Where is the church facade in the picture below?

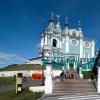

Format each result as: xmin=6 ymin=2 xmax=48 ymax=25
xmin=40 ymin=14 xmax=95 ymax=72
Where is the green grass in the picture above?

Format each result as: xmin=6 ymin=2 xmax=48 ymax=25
xmin=0 ymin=77 xmax=15 ymax=87
xmin=0 ymin=88 xmax=43 ymax=100
xmin=0 ymin=64 xmax=46 ymax=71
xmin=0 ymin=64 xmax=61 ymax=71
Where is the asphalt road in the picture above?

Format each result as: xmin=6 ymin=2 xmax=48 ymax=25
xmin=0 ymin=78 xmax=42 ymax=93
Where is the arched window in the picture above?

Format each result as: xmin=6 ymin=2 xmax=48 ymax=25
xmin=72 ymin=31 xmax=76 ymax=36
xmin=52 ymin=39 xmax=57 ymax=47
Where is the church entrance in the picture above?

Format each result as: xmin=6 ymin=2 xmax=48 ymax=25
xmin=67 ymin=63 xmax=78 ymax=79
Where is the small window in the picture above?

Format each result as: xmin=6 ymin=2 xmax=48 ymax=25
xmin=84 ymin=52 xmax=89 ymax=58
xmin=72 ymin=31 xmax=76 ymax=36
xmin=53 ymin=39 xmax=57 ymax=47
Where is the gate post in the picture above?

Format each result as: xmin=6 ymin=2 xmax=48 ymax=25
xmin=79 ymin=67 xmax=83 ymax=79
xmin=44 ymin=64 xmax=52 ymax=94
xmin=97 ymin=67 xmax=100 ymax=93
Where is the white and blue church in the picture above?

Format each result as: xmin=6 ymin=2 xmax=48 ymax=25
xmin=40 ymin=14 xmax=95 ymax=73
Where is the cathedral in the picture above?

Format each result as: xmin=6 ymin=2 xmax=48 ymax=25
xmin=40 ymin=14 xmax=95 ymax=73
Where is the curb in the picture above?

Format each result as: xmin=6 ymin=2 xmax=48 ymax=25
xmin=37 ymin=94 xmax=46 ymax=100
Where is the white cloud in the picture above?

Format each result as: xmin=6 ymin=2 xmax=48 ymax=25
xmin=0 ymin=52 xmax=18 ymax=59
xmin=35 ymin=43 xmax=40 ymax=48
xmin=0 ymin=61 xmax=7 ymax=65
xmin=0 ymin=52 xmax=26 ymax=67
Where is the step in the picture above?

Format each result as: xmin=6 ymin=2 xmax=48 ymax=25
xmin=54 ymin=87 xmax=96 ymax=90
xmin=59 ymin=79 xmax=91 ymax=82
xmin=53 ymin=79 xmax=97 ymax=95
xmin=54 ymin=84 xmax=94 ymax=87
xmin=56 ymin=81 xmax=93 ymax=84
xmin=54 ymin=88 xmax=96 ymax=91
xmin=50 ymin=93 xmax=98 ymax=97
xmin=53 ymin=90 xmax=97 ymax=93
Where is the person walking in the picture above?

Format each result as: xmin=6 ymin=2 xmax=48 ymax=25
xmin=60 ymin=71 xmax=64 ymax=82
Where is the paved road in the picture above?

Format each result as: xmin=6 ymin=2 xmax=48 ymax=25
xmin=0 ymin=78 xmax=42 ymax=93
xmin=43 ymin=94 xmax=100 ymax=100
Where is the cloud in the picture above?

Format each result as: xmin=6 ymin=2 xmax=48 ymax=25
xmin=0 ymin=61 xmax=7 ymax=65
xmin=0 ymin=52 xmax=18 ymax=59
xmin=0 ymin=52 xmax=26 ymax=67
xmin=35 ymin=43 xmax=40 ymax=48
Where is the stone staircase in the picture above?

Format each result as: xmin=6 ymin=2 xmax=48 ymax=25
xmin=53 ymin=79 xmax=97 ymax=95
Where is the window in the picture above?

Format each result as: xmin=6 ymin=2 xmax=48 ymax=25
xmin=70 ymin=39 xmax=78 ymax=46
xmin=72 ymin=31 xmax=76 ymax=36
xmin=84 ymin=41 xmax=91 ymax=48
xmin=84 ymin=52 xmax=89 ymax=58
xmin=53 ymin=39 xmax=57 ymax=47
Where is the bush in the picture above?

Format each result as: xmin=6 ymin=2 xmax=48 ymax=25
xmin=83 ymin=71 xmax=97 ymax=79
xmin=82 ymin=71 xmax=92 ymax=79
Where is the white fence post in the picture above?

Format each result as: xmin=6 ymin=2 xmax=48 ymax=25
xmin=44 ymin=64 xmax=52 ymax=94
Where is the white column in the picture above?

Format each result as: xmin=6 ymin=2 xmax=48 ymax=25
xmin=45 ymin=35 xmax=47 ymax=46
xmin=92 ymin=41 xmax=95 ymax=58
xmin=65 ymin=36 xmax=69 ymax=53
xmin=44 ymin=64 xmax=52 ymax=94
xmin=74 ymin=62 xmax=76 ymax=69
xmin=80 ymin=38 xmax=83 ymax=58
xmin=57 ymin=39 xmax=59 ymax=48
xmin=41 ymin=37 xmax=44 ymax=48
xmin=59 ymin=39 xmax=61 ymax=48
xmin=67 ymin=61 xmax=69 ymax=69
xmin=79 ymin=67 xmax=83 ymax=79
xmin=97 ymin=67 xmax=100 ymax=93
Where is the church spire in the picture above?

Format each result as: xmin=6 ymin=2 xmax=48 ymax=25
xmin=78 ymin=20 xmax=82 ymax=31
xmin=78 ymin=20 xmax=83 ymax=37
xmin=49 ymin=13 xmax=54 ymax=28
xmin=56 ymin=15 xmax=60 ymax=24
xmin=55 ymin=15 xmax=61 ymax=33
xmin=49 ymin=13 xmax=54 ymax=23
xmin=65 ymin=17 xmax=69 ymax=28
xmin=55 ymin=15 xmax=61 ymax=28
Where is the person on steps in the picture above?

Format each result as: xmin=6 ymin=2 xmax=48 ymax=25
xmin=60 ymin=71 xmax=64 ymax=82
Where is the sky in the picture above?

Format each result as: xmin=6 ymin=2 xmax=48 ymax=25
xmin=0 ymin=0 xmax=100 ymax=67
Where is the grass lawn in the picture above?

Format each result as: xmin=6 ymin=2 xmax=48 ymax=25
xmin=0 ymin=77 xmax=15 ymax=87
xmin=0 ymin=88 xmax=43 ymax=100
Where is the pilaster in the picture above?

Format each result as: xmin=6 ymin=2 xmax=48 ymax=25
xmin=65 ymin=36 xmax=69 ymax=53
xmin=80 ymin=38 xmax=83 ymax=58
xmin=91 ymin=41 xmax=95 ymax=58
